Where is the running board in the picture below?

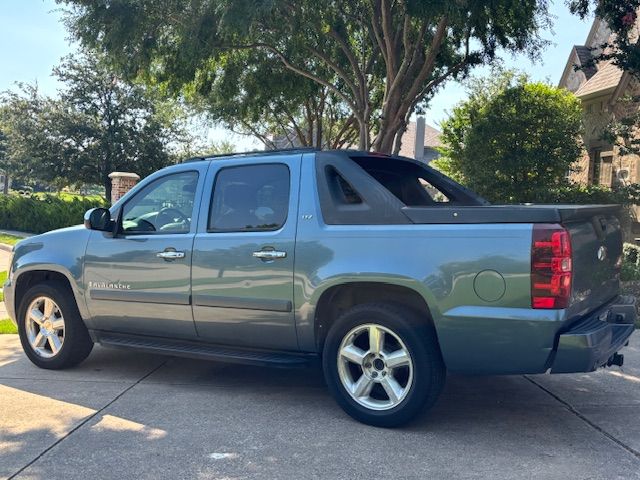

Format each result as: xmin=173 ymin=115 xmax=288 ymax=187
xmin=91 ymin=331 xmax=317 ymax=368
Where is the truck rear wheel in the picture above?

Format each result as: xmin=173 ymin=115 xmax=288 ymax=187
xmin=322 ymin=303 xmax=445 ymax=427
xmin=17 ymin=282 xmax=93 ymax=370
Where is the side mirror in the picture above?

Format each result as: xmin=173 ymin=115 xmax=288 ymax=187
xmin=84 ymin=208 xmax=114 ymax=233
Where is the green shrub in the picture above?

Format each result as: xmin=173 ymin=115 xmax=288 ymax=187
xmin=528 ymin=184 xmax=640 ymax=206
xmin=621 ymin=242 xmax=640 ymax=281
xmin=623 ymin=243 xmax=640 ymax=266
xmin=0 ymin=193 xmax=108 ymax=234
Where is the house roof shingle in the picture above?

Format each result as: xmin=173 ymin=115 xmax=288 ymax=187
xmin=574 ymin=61 xmax=624 ymax=98
xmin=398 ymin=121 xmax=441 ymax=158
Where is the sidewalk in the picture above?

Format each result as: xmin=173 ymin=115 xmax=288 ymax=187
xmin=0 ymin=229 xmax=32 ymax=238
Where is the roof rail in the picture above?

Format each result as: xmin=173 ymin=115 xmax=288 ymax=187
xmin=182 ymin=147 xmax=319 ymax=163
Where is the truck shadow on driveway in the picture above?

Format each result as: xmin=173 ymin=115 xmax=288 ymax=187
xmin=1 ymin=334 xmax=639 ymax=479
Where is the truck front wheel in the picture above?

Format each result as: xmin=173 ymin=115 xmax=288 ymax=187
xmin=17 ymin=282 xmax=93 ymax=370
xmin=322 ymin=303 xmax=445 ymax=427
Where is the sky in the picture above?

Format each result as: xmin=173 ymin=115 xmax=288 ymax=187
xmin=0 ymin=0 xmax=594 ymax=150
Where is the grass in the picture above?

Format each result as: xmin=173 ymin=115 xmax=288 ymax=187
xmin=0 ymin=233 xmax=22 ymax=246
xmin=0 ymin=271 xmax=6 ymax=302
xmin=0 ymin=319 xmax=17 ymax=334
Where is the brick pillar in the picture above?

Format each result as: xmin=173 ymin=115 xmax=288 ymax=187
xmin=108 ymin=172 xmax=140 ymax=204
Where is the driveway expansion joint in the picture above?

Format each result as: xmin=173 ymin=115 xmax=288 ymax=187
xmin=524 ymin=375 xmax=640 ymax=461
xmin=7 ymin=359 xmax=168 ymax=480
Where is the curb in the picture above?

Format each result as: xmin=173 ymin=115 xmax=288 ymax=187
xmin=0 ymin=243 xmax=12 ymax=253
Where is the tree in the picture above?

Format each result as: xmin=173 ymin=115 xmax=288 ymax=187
xmin=0 ymin=126 xmax=8 ymax=193
xmin=187 ymin=48 xmax=359 ymax=150
xmin=176 ymin=138 xmax=237 ymax=159
xmin=435 ymin=70 xmax=583 ymax=203
xmin=59 ymin=0 xmax=550 ymax=153
xmin=0 ymin=84 xmax=58 ymax=187
xmin=1 ymin=53 xmax=190 ymax=199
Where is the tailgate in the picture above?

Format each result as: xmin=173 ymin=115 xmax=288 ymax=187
xmin=563 ymin=208 xmax=622 ymax=317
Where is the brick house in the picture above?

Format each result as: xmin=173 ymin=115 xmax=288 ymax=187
xmin=559 ymin=17 xmax=640 ymax=187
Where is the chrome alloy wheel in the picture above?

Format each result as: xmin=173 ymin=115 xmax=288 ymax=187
xmin=24 ymin=296 xmax=65 ymax=358
xmin=337 ymin=323 xmax=414 ymax=411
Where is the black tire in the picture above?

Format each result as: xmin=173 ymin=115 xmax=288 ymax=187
xmin=17 ymin=281 xmax=93 ymax=369
xmin=322 ymin=303 xmax=445 ymax=427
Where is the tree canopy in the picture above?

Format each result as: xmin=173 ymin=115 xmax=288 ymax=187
xmin=189 ymin=48 xmax=357 ymax=149
xmin=434 ymin=70 xmax=584 ymax=203
xmin=58 ymin=0 xmax=551 ymax=153
xmin=1 ymin=52 xmax=191 ymax=199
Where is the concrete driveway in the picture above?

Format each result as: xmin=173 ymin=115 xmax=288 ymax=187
xmin=1 ymin=333 xmax=639 ymax=480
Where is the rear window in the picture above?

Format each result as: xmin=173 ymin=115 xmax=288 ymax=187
xmin=350 ymin=156 xmax=451 ymax=206
xmin=208 ymin=163 xmax=290 ymax=232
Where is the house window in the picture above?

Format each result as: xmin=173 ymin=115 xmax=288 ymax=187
xmin=599 ymin=153 xmax=614 ymax=187
xmin=589 ymin=150 xmax=601 ymax=184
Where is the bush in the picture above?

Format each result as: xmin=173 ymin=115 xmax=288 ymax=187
xmin=622 ymin=243 xmax=640 ymax=281
xmin=438 ymin=70 xmax=583 ymax=203
xmin=527 ymin=184 xmax=640 ymax=206
xmin=0 ymin=193 xmax=108 ymax=234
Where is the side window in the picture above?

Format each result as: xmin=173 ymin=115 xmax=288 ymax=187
xmin=121 ymin=171 xmax=199 ymax=234
xmin=326 ymin=166 xmax=363 ymax=205
xmin=418 ymin=177 xmax=450 ymax=203
xmin=209 ymin=164 xmax=290 ymax=232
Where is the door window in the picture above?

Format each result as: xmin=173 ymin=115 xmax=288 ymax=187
xmin=208 ymin=164 xmax=290 ymax=232
xmin=121 ymin=171 xmax=199 ymax=234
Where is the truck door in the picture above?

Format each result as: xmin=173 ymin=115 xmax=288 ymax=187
xmin=84 ymin=166 xmax=207 ymax=339
xmin=191 ymin=156 xmax=300 ymax=350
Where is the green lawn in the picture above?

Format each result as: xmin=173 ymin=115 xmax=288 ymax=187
xmin=0 ymin=271 xmax=6 ymax=302
xmin=0 ymin=234 xmax=22 ymax=246
xmin=0 ymin=319 xmax=17 ymax=334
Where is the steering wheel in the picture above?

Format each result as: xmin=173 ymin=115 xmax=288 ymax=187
xmin=156 ymin=207 xmax=188 ymax=228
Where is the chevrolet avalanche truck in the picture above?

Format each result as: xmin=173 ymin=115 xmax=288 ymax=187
xmin=3 ymin=148 xmax=636 ymax=426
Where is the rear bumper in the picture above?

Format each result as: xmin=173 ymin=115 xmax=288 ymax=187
xmin=551 ymin=295 xmax=636 ymax=373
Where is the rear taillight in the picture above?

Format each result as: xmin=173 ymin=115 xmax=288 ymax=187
xmin=531 ymin=224 xmax=572 ymax=309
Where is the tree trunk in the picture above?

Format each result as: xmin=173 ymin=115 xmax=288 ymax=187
xmin=357 ymin=118 xmax=371 ymax=150
xmin=392 ymin=120 xmax=408 ymax=155
xmin=374 ymin=117 xmax=404 ymax=153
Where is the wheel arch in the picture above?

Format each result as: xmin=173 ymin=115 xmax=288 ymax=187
xmin=313 ymin=281 xmax=439 ymax=353
xmin=13 ymin=266 xmax=88 ymax=322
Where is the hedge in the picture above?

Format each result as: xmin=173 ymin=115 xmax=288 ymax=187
xmin=0 ymin=193 xmax=108 ymax=234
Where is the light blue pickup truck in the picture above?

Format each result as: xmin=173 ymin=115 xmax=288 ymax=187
xmin=3 ymin=148 xmax=636 ymax=426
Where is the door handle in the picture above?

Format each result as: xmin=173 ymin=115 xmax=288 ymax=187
xmin=252 ymin=250 xmax=287 ymax=260
xmin=156 ymin=250 xmax=185 ymax=260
